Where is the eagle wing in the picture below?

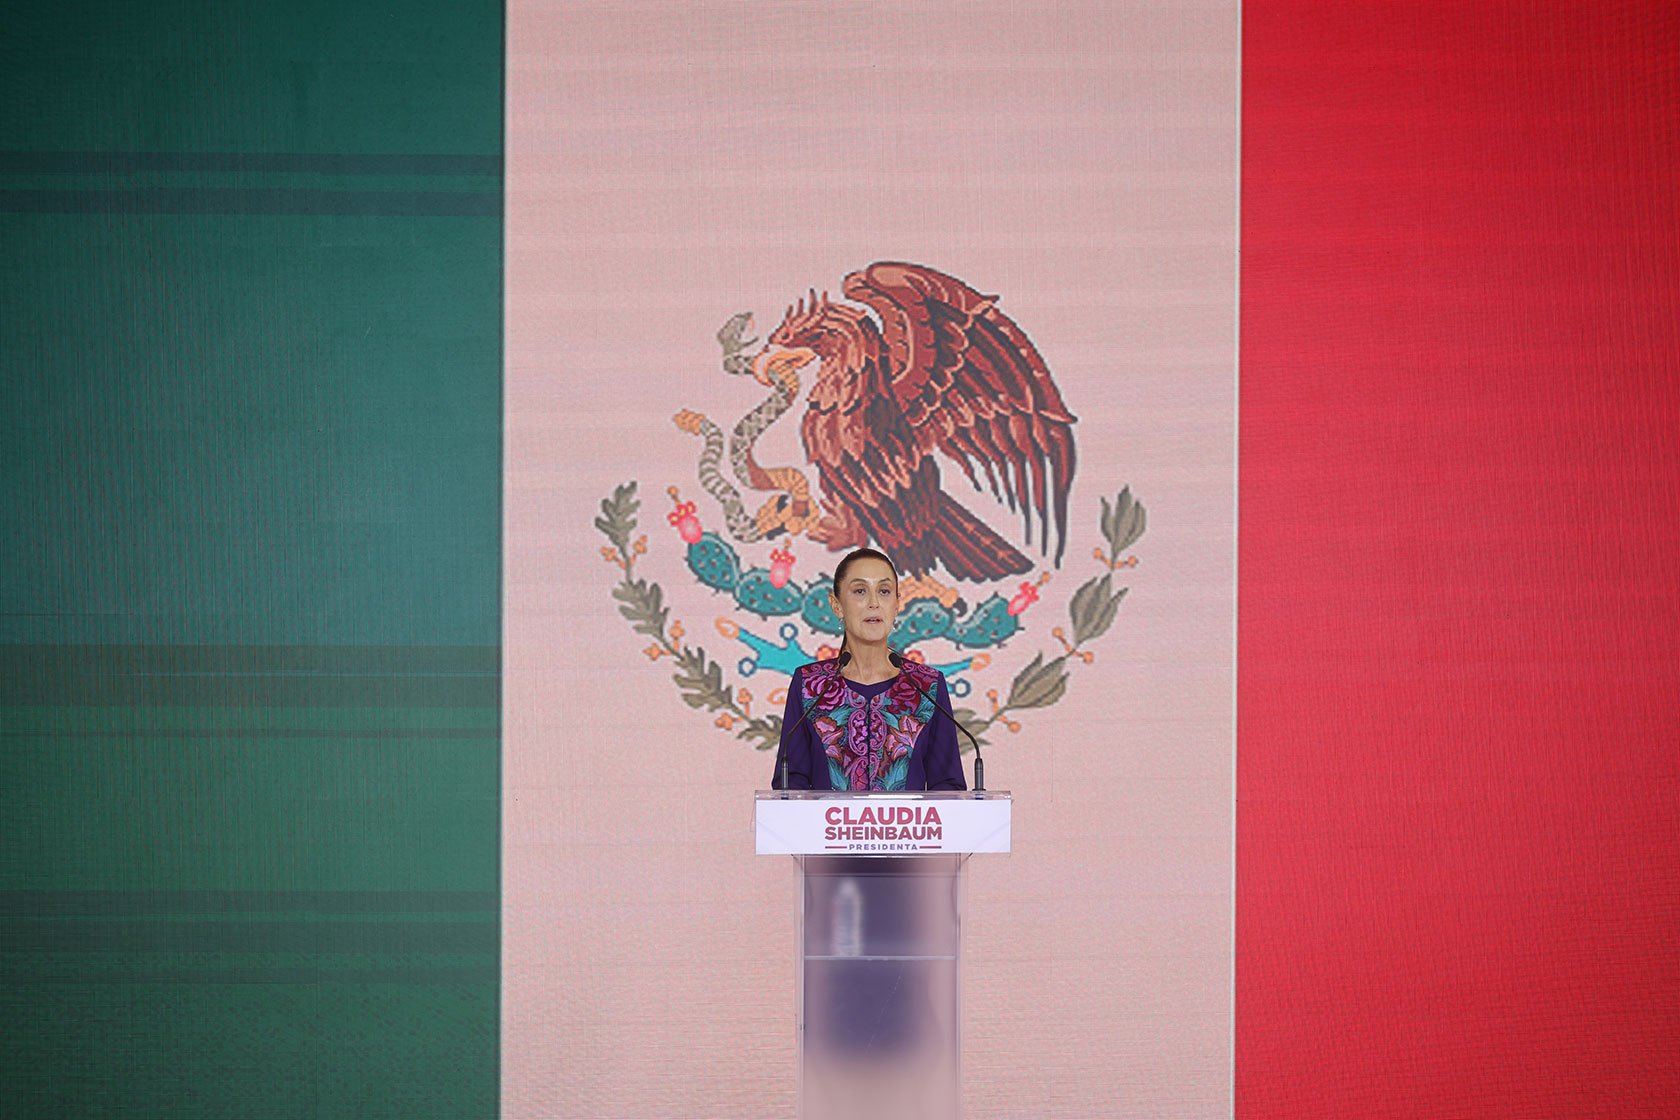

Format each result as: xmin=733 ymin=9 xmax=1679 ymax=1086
xmin=842 ymin=261 xmax=1078 ymax=564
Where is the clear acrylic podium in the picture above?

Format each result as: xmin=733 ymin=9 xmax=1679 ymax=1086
xmin=755 ymin=790 xmax=1012 ymax=1120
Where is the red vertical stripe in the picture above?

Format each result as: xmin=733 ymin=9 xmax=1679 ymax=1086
xmin=1239 ymin=2 xmax=1680 ymax=1116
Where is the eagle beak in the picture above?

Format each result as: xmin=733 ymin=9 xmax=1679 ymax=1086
xmin=752 ymin=347 xmax=818 ymax=386
xmin=751 ymin=348 xmax=776 ymax=386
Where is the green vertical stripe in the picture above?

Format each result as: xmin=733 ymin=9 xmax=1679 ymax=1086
xmin=2 ymin=0 xmax=502 ymax=1115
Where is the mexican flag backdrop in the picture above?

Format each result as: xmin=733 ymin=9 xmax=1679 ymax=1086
xmin=3 ymin=1 xmax=1674 ymax=1117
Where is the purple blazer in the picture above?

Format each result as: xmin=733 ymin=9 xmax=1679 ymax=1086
xmin=771 ymin=658 xmax=968 ymax=791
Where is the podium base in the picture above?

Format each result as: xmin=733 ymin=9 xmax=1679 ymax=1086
xmin=796 ymin=854 xmax=965 ymax=1120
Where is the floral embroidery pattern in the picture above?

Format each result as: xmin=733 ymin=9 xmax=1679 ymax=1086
xmin=797 ymin=659 xmax=938 ymax=791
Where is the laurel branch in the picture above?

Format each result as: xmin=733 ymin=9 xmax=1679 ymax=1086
xmin=597 ymin=481 xmax=783 ymax=750
xmin=596 ymin=481 xmax=1145 ymax=754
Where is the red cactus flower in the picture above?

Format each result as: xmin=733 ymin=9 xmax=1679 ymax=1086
xmin=667 ymin=499 xmax=703 ymax=544
xmin=1007 ymin=580 xmax=1040 ymax=616
xmin=768 ymin=547 xmax=795 ymax=589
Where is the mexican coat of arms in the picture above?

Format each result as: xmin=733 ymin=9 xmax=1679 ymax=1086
xmin=594 ymin=261 xmax=1146 ymax=753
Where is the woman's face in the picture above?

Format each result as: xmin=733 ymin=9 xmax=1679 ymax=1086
xmin=829 ymin=557 xmax=899 ymax=646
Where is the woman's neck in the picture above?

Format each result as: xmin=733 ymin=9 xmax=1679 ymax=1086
xmin=841 ymin=640 xmax=897 ymax=685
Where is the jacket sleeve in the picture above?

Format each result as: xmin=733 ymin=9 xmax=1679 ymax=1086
xmin=771 ymin=666 xmax=818 ymax=789
xmin=922 ymin=673 xmax=969 ymax=791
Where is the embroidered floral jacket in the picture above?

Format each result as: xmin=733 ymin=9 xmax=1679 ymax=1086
xmin=771 ymin=658 xmax=967 ymax=791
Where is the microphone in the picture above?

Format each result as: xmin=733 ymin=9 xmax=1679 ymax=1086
xmin=773 ymin=650 xmax=853 ymax=793
xmin=888 ymin=651 xmax=985 ymax=792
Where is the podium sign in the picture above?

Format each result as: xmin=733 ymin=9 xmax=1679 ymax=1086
xmin=755 ymin=790 xmax=1012 ymax=855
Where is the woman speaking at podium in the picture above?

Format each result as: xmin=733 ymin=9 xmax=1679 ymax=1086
xmin=771 ymin=548 xmax=968 ymax=791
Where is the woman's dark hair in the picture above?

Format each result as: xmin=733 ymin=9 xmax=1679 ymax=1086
xmin=831 ymin=547 xmax=898 ymax=598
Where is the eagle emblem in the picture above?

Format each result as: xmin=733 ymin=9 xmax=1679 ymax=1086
xmin=761 ymin=261 xmax=1077 ymax=582
xmin=596 ymin=262 xmax=1145 ymax=753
